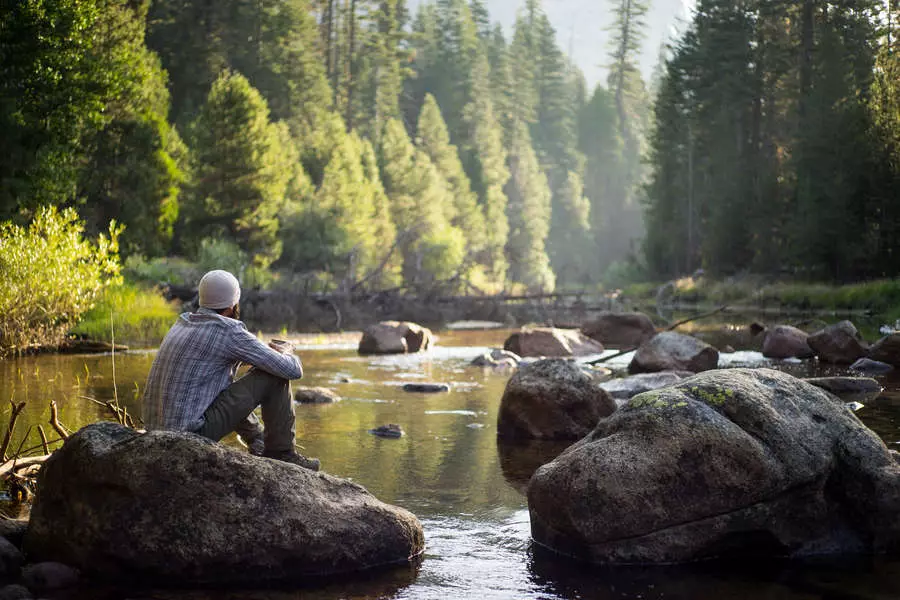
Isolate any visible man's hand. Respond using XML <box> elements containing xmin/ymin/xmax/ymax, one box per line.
<box><xmin>269</xmin><ymin>339</ymin><xmax>294</xmax><ymax>354</ymax></box>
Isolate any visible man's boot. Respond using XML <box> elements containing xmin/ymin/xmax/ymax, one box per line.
<box><xmin>263</xmin><ymin>449</ymin><xmax>321</xmax><ymax>472</ymax></box>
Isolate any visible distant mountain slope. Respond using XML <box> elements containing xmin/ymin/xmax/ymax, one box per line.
<box><xmin>407</xmin><ymin>0</ymin><xmax>691</xmax><ymax>88</ymax></box>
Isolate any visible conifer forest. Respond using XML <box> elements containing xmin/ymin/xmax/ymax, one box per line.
<box><xmin>1</xmin><ymin>0</ymin><xmax>899</xmax><ymax>295</ymax></box>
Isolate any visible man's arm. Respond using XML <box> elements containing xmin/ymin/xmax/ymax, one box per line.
<box><xmin>228</xmin><ymin>327</ymin><xmax>303</xmax><ymax>380</ymax></box>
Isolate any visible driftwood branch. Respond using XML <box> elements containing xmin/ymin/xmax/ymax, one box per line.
<box><xmin>665</xmin><ymin>305</ymin><xmax>730</xmax><ymax>331</ymax></box>
<box><xmin>0</xmin><ymin>455</ymin><xmax>50</xmax><ymax>479</ymax></box>
<box><xmin>49</xmin><ymin>401</ymin><xmax>69</xmax><ymax>440</ymax></box>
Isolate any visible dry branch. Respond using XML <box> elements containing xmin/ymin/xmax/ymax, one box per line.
<box><xmin>49</xmin><ymin>401</ymin><xmax>69</xmax><ymax>440</ymax></box>
<box><xmin>0</xmin><ymin>401</ymin><xmax>26</xmax><ymax>462</ymax></box>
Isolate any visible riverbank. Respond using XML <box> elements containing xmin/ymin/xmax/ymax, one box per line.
<box><xmin>622</xmin><ymin>276</ymin><xmax>900</xmax><ymax>322</ymax></box>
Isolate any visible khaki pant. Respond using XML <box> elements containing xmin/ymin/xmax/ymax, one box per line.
<box><xmin>195</xmin><ymin>369</ymin><xmax>296</xmax><ymax>454</ymax></box>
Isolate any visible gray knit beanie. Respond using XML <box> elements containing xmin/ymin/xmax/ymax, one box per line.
<box><xmin>198</xmin><ymin>270</ymin><xmax>241</xmax><ymax>310</ymax></box>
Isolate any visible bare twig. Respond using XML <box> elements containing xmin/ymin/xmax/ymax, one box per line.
<box><xmin>0</xmin><ymin>401</ymin><xmax>27</xmax><ymax>462</ymax></box>
<box><xmin>586</xmin><ymin>346</ymin><xmax>638</xmax><ymax>365</ymax></box>
<box><xmin>37</xmin><ymin>426</ymin><xmax>50</xmax><ymax>455</ymax></box>
<box><xmin>49</xmin><ymin>401</ymin><xmax>69</xmax><ymax>441</ymax></box>
<box><xmin>0</xmin><ymin>455</ymin><xmax>50</xmax><ymax>478</ymax></box>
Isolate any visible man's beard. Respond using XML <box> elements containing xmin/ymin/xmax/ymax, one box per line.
<box><xmin>233</xmin><ymin>304</ymin><xmax>241</xmax><ymax>320</ymax></box>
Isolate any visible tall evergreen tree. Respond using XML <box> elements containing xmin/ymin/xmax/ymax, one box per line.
<box><xmin>187</xmin><ymin>72</ymin><xmax>290</xmax><ymax>268</ymax></box>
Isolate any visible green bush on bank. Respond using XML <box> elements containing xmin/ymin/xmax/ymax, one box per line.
<box><xmin>72</xmin><ymin>282</ymin><xmax>179</xmax><ymax>347</ymax></box>
<box><xmin>0</xmin><ymin>207</ymin><xmax>122</xmax><ymax>355</ymax></box>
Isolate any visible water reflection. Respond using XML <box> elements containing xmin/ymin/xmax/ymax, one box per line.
<box><xmin>497</xmin><ymin>439</ymin><xmax>573</xmax><ymax>495</ymax></box>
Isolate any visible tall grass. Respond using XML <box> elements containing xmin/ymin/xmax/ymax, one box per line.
<box><xmin>72</xmin><ymin>282</ymin><xmax>179</xmax><ymax>347</ymax></box>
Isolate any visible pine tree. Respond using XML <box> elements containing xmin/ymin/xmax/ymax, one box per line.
<box><xmin>187</xmin><ymin>72</ymin><xmax>290</xmax><ymax>268</ymax></box>
<box><xmin>416</xmin><ymin>94</ymin><xmax>486</xmax><ymax>253</ymax></box>
<box><xmin>505</xmin><ymin>120</ymin><xmax>555</xmax><ymax>292</ymax></box>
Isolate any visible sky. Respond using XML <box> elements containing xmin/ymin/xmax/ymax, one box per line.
<box><xmin>409</xmin><ymin>0</ymin><xmax>698</xmax><ymax>89</ymax></box>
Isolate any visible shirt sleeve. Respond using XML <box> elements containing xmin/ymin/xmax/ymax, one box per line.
<box><xmin>227</xmin><ymin>326</ymin><xmax>303</xmax><ymax>380</ymax></box>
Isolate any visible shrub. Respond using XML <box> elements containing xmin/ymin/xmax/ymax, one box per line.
<box><xmin>0</xmin><ymin>207</ymin><xmax>121</xmax><ymax>354</ymax></box>
<box><xmin>72</xmin><ymin>282</ymin><xmax>179</xmax><ymax>347</ymax></box>
<box><xmin>123</xmin><ymin>255</ymin><xmax>200</xmax><ymax>287</ymax></box>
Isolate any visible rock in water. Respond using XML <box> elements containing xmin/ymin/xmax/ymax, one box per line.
<box><xmin>293</xmin><ymin>386</ymin><xmax>341</xmax><ymax>404</ymax></box>
<box><xmin>24</xmin><ymin>423</ymin><xmax>424</xmax><ymax>584</ymax></box>
<box><xmin>504</xmin><ymin>328</ymin><xmax>604</xmax><ymax>358</ymax></box>
<box><xmin>804</xmin><ymin>377</ymin><xmax>883</xmax><ymax>399</ymax></box>
<box><xmin>581</xmin><ymin>312</ymin><xmax>657</xmax><ymax>349</ymax></box>
<box><xmin>497</xmin><ymin>359</ymin><xmax>616</xmax><ymax>440</ymax></box>
<box><xmin>808</xmin><ymin>321</ymin><xmax>868</xmax><ymax>364</ymax></box>
<box><xmin>599</xmin><ymin>372</ymin><xmax>689</xmax><ymax>402</ymax></box>
<box><xmin>868</xmin><ymin>333</ymin><xmax>900</xmax><ymax>367</ymax></box>
<box><xmin>628</xmin><ymin>331</ymin><xmax>719</xmax><ymax>374</ymax></box>
<box><xmin>358</xmin><ymin>321</ymin><xmax>433</xmax><ymax>355</ymax></box>
<box><xmin>850</xmin><ymin>357</ymin><xmax>894</xmax><ymax>375</ymax></box>
<box><xmin>370</xmin><ymin>424</ymin><xmax>404</xmax><ymax>438</ymax></box>
<box><xmin>762</xmin><ymin>325</ymin><xmax>814</xmax><ymax>359</ymax></box>
<box><xmin>471</xmin><ymin>349</ymin><xmax>521</xmax><ymax>368</ymax></box>
<box><xmin>402</xmin><ymin>383</ymin><xmax>450</xmax><ymax>393</ymax></box>
<box><xmin>527</xmin><ymin>368</ymin><xmax>900</xmax><ymax>564</ymax></box>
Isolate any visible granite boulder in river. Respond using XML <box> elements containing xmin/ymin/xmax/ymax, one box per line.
<box><xmin>497</xmin><ymin>359</ymin><xmax>616</xmax><ymax>440</ymax></box>
<box><xmin>527</xmin><ymin>368</ymin><xmax>900</xmax><ymax>564</ymax></box>
<box><xmin>808</xmin><ymin>320</ymin><xmax>868</xmax><ymax>364</ymax></box>
<box><xmin>581</xmin><ymin>312</ymin><xmax>657</xmax><ymax>349</ymax></box>
<box><xmin>504</xmin><ymin>327</ymin><xmax>604</xmax><ymax>358</ymax></box>
<box><xmin>358</xmin><ymin>321</ymin><xmax>433</xmax><ymax>355</ymax></box>
<box><xmin>24</xmin><ymin>423</ymin><xmax>424</xmax><ymax>584</ymax></box>
<box><xmin>628</xmin><ymin>331</ymin><xmax>719</xmax><ymax>374</ymax></box>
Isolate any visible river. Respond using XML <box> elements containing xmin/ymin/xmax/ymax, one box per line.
<box><xmin>3</xmin><ymin>327</ymin><xmax>900</xmax><ymax>599</ymax></box>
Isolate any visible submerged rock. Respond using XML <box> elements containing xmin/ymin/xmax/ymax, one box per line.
<box><xmin>762</xmin><ymin>325</ymin><xmax>814</xmax><ymax>359</ymax></box>
<box><xmin>527</xmin><ymin>368</ymin><xmax>900</xmax><ymax>564</ymax></box>
<box><xmin>402</xmin><ymin>383</ymin><xmax>450</xmax><ymax>393</ymax></box>
<box><xmin>628</xmin><ymin>332</ymin><xmax>719</xmax><ymax>374</ymax></box>
<box><xmin>850</xmin><ymin>357</ymin><xmax>894</xmax><ymax>375</ymax></box>
<box><xmin>497</xmin><ymin>359</ymin><xmax>616</xmax><ymax>440</ymax></box>
<box><xmin>358</xmin><ymin>321</ymin><xmax>433</xmax><ymax>355</ymax></box>
<box><xmin>24</xmin><ymin>423</ymin><xmax>424</xmax><ymax>584</ymax></box>
<box><xmin>0</xmin><ymin>584</ymin><xmax>31</xmax><ymax>600</ymax></box>
<box><xmin>294</xmin><ymin>386</ymin><xmax>341</xmax><ymax>404</ymax></box>
<box><xmin>370</xmin><ymin>424</ymin><xmax>404</xmax><ymax>438</ymax></box>
<box><xmin>599</xmin><ymin>372</ymin><xmax>690</xmax><ymax>402</ymax></box>
<box><xmin>581</xmin><ymin>312</ymin><xmax>657</xmax><ymax>349</ymax></box>
<box><xmin>808</xmin><ymin>321</ymin><xmax>868</xmax><ymax>364</ymax></box>
<box><xmin>504</xmin><ymin>327</ymin><xmax>604</xmax><ymax>358</ymax></box>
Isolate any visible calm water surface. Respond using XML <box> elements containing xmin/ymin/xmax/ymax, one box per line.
<box><xmin>3</xmin><ymin>328</ymin><xmax>900</xmax><ymax>599</ymax></box>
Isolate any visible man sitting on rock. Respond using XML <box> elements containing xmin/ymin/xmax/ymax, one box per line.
<box><xmin>142</xmin><ymin>269</ymin><xmax>320</xmax><ymax>471</ymax></box>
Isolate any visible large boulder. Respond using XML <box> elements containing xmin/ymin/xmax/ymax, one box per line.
<box><xmin>761</xmin><ymin>325</ymin><xmax>814</xmax><ymax>359</ymax></box>
<box><xmin>497</xmin><ymin>359</ymin><xmax>616</xmax><ymax>440</ymax></box>
<box><xmin>358</xmin><ymin>321</ymin><xmax>433</xmax><ymax>355</ymax></box>
<box><xmin>628</xmin><ymin>332</ymin><xmax>719</xmax><ymax>374</ymax></box>
<box><xmin>581</xmin><ymin>312</ymin><xmax>657</xmax><ymax>349</ymax></box>
<box><xmin>527</xmin><ymin>368</ymin><xmax>900</xmax><ymax>564</ymax></box>
<box><xmin>807</xmin><ymin>320</ymin><xmax>868</xmax><ymax>364</ymax></box>
<box><xmin>503</xmin><ymin>328</ymin><xmax>604</xmax><ymax>358</ymax></box>
<box><xmin>24</xmin><ymin>423</ymin><xmax>424</xmax><ymax>584</ymax></box>
<box><xmin>868</xmin><ymin>333</ymin><xmax>900</xmax><ymax>367</ymax></box>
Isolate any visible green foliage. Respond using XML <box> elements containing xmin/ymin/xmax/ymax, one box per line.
<box><xmin>0</xmin><ymin>207</ymin><xmax>122</xmax><ymax>354</ymax></box>
<box><xmin>72</xmin><ymin>282</ymin><xmax>179</xmax><ymax>347</ymax></box>
<box><xmin>187</xmin><ymin>72</ymin><xmax>289</xmax><ymax>268</ymax></box>
<box><xmin>123</xmin><ymin>255</ymin><xmax>200</xmax><ymax>287</ymax></box>
<box><xmin>504</xmin><ymin>121</ymin><xmax>555</xmax><ymax>293</ymax></box>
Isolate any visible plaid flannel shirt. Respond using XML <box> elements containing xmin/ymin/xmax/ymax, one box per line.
<box><xmin>142</xmin><ymin>308</ymin><xmax>302</xmax><ymax>432</ymax></box>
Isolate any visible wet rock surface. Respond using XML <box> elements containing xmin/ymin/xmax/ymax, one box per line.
<box><xmin>762</xmin><ymin>325</ymin><xmax>814</xmax><ymax>359</ymax></box>
<box><xmin>504</xmin><ymin>328</ymin><xmax>604</xmax><ymax>358</ymax></box>
<box><xmin>528</xmin><ymin>368</ymin><xmax>900</xmax><ymax>564</ymax></box>
<box><xmin>24</xmin><ymin>423</ymin><xmax>425</xmax><ymax>585</ymax></box>
<box><xmin>293</xmin><ymin>386</ymin><xmax>341</xmax><ymax>403</ymax></box>
<box><xmin>808</xmin><ymin>321</ymin><xmax>868</xmax><ymax>364</ymax></box>
<box><xmin>599</xmin><ymin>372</ymin><xmax>691</xmax><ymax>402</ymax></box>
<box><xmin>628</xmin><ymin>332</ymin><xmax>719</xmax><ymax>374</ymax></box>
<box><xmin>358</xmin><ymin>321</ymin><xmax>433</xmax><ymax>355</ymax></box>
<box><xmin>581</xmin><ymin>312</ymin><xmax>657</xmax><ymax>349</ymax></box>
<box><xmin>471</xmin><ymin>349</ymin><xmax>521</xmax><ymax>368</ymax></box>
<box><xmin>497</xmin><ymin>359</ymin><xmax>616</xmax><ymax>440</ymax></box>
<box><xmin>850</xmin><ymin>357</ymin><xmax>895</xmax><ymax>374</ymax></box>
<box><xmin>402</xmin><ymin>383</ymin><xmax>451</xmax><ymax>393</ymax></box>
